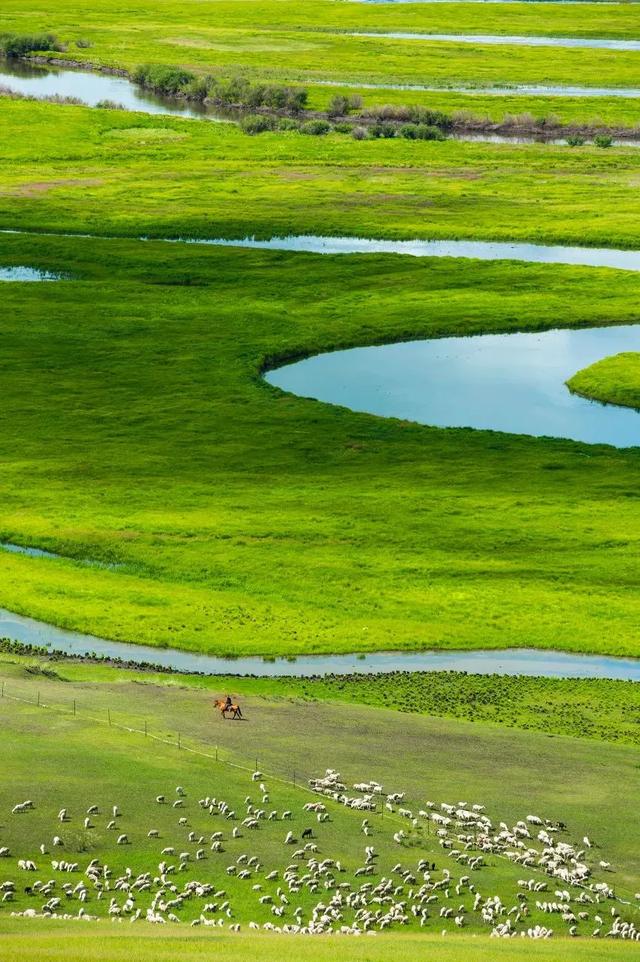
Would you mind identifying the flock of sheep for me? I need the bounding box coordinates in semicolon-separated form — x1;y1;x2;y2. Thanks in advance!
2;767;639;940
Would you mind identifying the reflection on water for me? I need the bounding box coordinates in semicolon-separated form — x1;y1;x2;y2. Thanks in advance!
0;266;60;281
0;61;231;121
1;607;640;679
183;234;640;271
350;32;640;50
318;78;640;96
268;324;640;447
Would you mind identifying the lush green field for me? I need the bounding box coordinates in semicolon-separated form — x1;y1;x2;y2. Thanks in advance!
5;0;640;89
1;923;638;962
6;99;640;247
2;217;640;654
6;0;640;126
2;923;638;962
568;352;640;410
1;659;640;925
5;643;640;747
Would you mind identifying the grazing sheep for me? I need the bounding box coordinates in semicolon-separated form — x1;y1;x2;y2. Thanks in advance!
117;835;129;845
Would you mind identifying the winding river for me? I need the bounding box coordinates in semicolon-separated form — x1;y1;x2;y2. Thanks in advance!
4;58;640;108
0;61;231;122
2;607;640;679
4;44;640;675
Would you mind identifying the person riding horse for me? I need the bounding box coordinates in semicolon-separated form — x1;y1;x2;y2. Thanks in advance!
214;696;243;719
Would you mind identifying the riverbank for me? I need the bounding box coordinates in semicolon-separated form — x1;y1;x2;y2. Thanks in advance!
11;55;640;144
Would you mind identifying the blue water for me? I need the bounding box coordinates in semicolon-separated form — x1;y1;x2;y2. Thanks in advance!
0;266;59;281
1;606;639;679
0;61;230;121
350;32;640;49
317;79;640;96
267;324;640;447
180;234;640;271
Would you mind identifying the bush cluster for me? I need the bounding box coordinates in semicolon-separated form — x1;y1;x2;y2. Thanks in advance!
327;93;363;118
133;64;307;112
362;103;453;130
240;115;332;136
132;63;196;96
0;32;59;58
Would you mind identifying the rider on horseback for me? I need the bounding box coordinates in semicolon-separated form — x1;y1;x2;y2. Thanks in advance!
224;694;233;711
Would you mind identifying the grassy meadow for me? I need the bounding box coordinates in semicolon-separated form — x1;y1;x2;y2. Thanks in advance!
5;0;640;92
3;925;638;962
6;0;640;126
5;644;640;746
568;352;640;410
1;223;640;654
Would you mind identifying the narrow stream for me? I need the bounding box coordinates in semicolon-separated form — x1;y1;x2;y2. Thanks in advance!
348;32;640;50
0;266;60;281
2;607;640;679
318;79;640;96
0;61;231;122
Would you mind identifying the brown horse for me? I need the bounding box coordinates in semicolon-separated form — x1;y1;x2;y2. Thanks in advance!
214;698;243;720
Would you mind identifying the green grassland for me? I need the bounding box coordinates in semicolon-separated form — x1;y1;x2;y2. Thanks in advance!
6;0;640;126
5;645;640;747
2;925;638;962
1;660;640;931
6;99;640;247
2;218;640;654
568;352;640;410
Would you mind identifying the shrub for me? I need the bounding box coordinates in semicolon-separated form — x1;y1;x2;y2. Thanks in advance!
333;122;354;134
371;122;396;139
182;75;211;101
1;33;58;58
364;103;411;122
328;93;363;118
414;124;446;141
95;99;126;110
566;135;585;147
351;125;368;140
400;123;419;140
408;107;452;130
240;114;277;134
299;119;331;135
75;38;93;49
594;134;613;149
277;117;301;131
132;63;196;96
207;77;307;112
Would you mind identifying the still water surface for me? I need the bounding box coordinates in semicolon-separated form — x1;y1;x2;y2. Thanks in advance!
1;607;639;679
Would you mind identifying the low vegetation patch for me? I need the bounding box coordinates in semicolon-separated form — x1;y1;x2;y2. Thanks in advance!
567;353;640;410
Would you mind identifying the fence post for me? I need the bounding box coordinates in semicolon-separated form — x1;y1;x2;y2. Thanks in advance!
178;732;181;750
1;681;4;697
293;769;296;787
144;720;147;737
73;699;76;716
108;709;111;727
37;691;40;707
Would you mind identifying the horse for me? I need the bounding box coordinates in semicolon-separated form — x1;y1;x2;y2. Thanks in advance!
213;698;243;720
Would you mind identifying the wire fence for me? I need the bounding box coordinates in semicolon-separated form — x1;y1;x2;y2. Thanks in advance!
0;676;387;815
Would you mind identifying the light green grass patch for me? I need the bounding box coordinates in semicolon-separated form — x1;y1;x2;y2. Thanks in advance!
567;351;640;410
